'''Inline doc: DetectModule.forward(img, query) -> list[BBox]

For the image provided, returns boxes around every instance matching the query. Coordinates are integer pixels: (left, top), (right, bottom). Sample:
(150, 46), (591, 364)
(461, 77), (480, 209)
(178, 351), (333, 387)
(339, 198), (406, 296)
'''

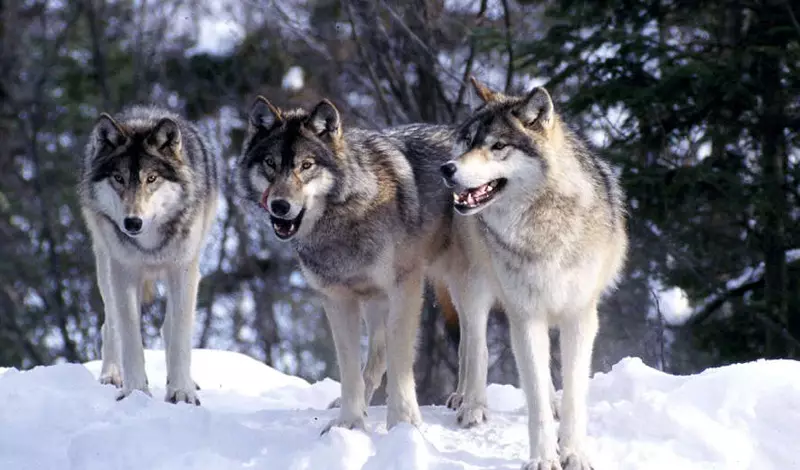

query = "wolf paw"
(521, 458), (562, 470)
(116, 386), (152, 401)
(321, 415), (365, 435)
(165, 386), (201, 406)
(560, 452), (593, 470)
(387, 401), (422, 429)
(166, 377), (201, 391)
(445, 392), (463, 410)
(99, 373), (123, 389)
(456, 402), (488, 428)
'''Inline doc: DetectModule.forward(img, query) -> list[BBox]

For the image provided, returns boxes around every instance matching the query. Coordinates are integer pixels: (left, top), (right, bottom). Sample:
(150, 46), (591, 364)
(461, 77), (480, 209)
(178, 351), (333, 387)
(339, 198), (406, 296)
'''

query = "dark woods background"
(1, 0), (798, 404)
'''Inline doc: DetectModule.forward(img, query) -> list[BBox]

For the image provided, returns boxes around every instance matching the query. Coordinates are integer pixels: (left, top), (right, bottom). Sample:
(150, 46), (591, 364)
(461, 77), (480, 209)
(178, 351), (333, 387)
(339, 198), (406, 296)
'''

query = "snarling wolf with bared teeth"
(79, 106), (220, 405)
(439, 77), (628, 470)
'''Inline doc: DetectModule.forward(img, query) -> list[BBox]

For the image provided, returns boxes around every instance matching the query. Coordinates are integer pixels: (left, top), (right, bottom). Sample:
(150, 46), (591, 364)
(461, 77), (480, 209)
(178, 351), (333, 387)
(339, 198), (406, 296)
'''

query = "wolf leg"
(163, 257), (201, 405)
(449, 275), (493, 427)
(96, 251), (122, 388)
(362, 299), (387, 407)
(446, 315), (467, 410)
(327, 298), (387, 410)
(321, 295), (366, 433)
(385, 270), (424, 428)
(109, 258), (149, 400)
(507, 313), (559, 470)
(557, 307), (598, 470)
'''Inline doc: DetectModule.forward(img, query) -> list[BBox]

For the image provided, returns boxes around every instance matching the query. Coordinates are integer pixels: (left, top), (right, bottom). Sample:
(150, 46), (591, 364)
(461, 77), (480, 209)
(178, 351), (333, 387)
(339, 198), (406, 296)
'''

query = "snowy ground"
(1, 350), (799, 470)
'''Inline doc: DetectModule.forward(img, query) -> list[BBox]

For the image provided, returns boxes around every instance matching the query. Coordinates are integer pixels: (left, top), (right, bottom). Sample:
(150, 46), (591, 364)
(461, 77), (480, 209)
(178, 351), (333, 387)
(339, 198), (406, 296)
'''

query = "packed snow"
(1, 349), (799, 470)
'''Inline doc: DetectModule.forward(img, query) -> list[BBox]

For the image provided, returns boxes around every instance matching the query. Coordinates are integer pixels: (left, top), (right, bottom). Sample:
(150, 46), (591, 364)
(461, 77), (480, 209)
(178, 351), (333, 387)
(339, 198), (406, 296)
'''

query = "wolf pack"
(78, 76), (627, 470)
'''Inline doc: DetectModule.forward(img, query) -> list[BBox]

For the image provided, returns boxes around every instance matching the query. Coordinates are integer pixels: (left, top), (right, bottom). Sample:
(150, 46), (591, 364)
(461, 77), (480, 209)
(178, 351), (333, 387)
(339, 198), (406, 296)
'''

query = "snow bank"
(1, 350), (798, 470)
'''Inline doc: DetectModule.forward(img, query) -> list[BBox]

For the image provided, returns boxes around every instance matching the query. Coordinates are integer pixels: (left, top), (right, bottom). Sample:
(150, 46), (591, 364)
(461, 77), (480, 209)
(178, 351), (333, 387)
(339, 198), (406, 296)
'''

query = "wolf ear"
(146, 118), (182, 157)
(250, 96), (282, 130)
(306, 99), (341, 140)
(515, 87), (554, 130)
(470, 76), (501, 103)
(93, 113), (128, 148)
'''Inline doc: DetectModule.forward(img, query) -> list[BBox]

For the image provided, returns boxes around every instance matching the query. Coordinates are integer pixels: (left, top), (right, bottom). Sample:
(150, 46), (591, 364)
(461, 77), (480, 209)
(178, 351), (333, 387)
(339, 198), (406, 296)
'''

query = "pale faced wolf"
(439, 78), (628, 470)
(79, 106), (220, 404)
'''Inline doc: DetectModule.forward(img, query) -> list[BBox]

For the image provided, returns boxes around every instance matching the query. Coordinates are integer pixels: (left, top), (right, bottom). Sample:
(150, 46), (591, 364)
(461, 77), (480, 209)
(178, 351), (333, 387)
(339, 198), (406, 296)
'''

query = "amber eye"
(301, 160), (314, 171)
(146, 174), (158, 184)
(265, 158), (276, 169)
(113, 174), (124, 184)
(492, 142), (507, 151)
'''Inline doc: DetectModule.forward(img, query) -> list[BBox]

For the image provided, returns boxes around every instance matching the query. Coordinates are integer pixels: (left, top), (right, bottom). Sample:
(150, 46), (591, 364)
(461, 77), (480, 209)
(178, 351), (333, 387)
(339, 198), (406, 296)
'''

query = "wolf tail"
(141, 278), (156, 305)
(433, 281), (460, 344)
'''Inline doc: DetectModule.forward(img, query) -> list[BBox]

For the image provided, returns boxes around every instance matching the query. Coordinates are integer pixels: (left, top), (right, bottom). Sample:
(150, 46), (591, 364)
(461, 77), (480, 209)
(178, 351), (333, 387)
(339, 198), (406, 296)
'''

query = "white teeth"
(467, 193), (476, 207)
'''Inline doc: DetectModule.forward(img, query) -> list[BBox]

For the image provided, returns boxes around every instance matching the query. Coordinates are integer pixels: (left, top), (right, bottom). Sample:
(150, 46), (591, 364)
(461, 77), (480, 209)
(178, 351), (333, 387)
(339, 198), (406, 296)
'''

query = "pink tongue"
(259, 188), (270, 211)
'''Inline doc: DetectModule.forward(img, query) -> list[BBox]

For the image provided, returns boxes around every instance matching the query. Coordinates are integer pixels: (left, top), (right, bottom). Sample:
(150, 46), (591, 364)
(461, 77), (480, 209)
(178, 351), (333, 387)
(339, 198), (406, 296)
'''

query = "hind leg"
(446, 316), (467, 410)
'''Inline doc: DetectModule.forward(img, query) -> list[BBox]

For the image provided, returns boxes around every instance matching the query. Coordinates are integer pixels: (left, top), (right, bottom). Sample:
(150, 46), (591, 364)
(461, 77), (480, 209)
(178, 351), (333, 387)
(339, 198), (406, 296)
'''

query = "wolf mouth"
(270, 209), (305, 240)
(453, 178), (507, 212)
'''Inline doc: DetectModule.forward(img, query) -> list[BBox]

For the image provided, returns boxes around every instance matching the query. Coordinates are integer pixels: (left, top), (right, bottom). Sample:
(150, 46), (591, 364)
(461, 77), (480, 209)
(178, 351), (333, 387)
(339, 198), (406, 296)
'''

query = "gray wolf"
(439, 78), (628, 470)
(235, 96), (457, 431)
(78, 106), (220, 404)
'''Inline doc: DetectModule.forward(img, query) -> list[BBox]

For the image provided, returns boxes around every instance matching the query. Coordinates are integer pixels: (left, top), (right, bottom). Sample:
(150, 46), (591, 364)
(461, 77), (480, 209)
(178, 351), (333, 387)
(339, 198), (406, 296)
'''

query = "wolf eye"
(300, 159), (314, 171)
(113, 174), (124, 184)
(492, 142), (507, 151)
(146, 174), (158, 184)
(265, 158), (276, 169)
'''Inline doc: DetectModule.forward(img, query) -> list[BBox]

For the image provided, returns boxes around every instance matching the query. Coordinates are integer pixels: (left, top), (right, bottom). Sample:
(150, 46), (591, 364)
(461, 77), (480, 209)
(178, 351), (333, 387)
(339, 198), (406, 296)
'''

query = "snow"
(282, 66), (305, 91)
(1, 350), (799, 470)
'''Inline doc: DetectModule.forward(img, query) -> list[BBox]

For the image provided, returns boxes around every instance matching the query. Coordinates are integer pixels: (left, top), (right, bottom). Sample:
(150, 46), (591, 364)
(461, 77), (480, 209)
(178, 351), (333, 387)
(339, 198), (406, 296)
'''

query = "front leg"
(385, 270), (424, 428)
(163, 258), (201, 405)
(321, 295), (366, 433)
(507, 314), (559, 470)
(448, 275), (494, 427)
(327, 298), (388, 410)
(96, 250), (122, 388)
(108, 258), (149, 400)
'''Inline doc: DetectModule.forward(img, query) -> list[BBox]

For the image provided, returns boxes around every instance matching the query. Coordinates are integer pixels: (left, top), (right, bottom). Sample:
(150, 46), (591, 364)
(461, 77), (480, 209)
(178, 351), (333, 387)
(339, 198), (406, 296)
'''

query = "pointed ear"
(146, 118), (182, 156)
(515, 87), (554, 130)
(470, 76), (501, 103)
(93, 113), (128, 148)
(250, 95), (282, 130)
(306, 99), (341, 140)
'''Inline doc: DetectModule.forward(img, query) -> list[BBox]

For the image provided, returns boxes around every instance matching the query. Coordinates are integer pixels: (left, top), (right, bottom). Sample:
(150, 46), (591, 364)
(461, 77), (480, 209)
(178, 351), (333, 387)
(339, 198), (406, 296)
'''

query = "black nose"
(270, 199), (291, 217)
(123, 217), (143, 233)
(440, 162), (457, 178)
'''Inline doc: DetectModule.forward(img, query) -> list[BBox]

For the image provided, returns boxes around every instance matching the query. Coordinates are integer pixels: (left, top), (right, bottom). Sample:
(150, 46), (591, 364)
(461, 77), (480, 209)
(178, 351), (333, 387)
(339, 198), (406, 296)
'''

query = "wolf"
(78, 106), (220, 405)
(235, 96), (459, 431)
(438, 78), (628, 470)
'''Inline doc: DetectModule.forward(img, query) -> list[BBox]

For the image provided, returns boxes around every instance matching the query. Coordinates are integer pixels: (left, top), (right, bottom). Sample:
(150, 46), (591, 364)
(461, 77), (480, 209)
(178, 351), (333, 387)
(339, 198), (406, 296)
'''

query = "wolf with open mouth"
(235, 96), (466, 433)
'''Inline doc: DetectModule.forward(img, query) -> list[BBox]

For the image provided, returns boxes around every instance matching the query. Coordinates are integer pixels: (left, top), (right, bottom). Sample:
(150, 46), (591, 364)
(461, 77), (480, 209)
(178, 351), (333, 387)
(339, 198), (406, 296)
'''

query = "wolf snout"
(123, 216), (143, 234)
(270, 199), (291, 217)
(440, 162), (458, 187)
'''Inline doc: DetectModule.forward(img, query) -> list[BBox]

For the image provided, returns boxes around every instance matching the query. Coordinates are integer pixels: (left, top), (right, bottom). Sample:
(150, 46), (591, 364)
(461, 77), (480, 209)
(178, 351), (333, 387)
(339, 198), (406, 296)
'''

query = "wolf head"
(86, 113), (187, 237)
(236, 96), (343, 241)
(441, 77), (560, 216)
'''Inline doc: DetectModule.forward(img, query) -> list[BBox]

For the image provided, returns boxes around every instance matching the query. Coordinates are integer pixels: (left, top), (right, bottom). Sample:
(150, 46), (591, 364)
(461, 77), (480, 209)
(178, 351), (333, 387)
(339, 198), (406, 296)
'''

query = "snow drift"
(0, 349), (798, 470)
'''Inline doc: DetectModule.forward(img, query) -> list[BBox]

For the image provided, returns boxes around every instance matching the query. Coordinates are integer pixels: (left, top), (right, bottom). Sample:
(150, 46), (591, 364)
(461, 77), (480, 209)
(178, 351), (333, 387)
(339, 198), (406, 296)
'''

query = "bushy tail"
(141, 278), (156, 305)
(433, 281), (460, 344)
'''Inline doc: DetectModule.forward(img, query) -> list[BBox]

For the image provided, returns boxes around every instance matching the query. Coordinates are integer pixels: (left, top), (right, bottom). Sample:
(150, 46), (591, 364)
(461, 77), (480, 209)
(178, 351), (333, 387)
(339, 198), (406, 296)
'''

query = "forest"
(0, 0), (798, 405)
